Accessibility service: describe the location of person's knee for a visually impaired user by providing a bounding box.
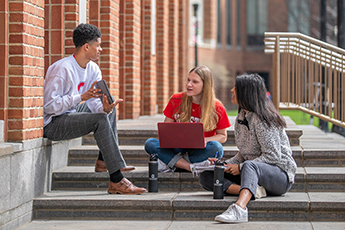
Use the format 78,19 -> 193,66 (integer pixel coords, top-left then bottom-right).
242,160 -> 257,169
144,138 -> 159,153
206,141 -> 224,158
97,113 -> 109,123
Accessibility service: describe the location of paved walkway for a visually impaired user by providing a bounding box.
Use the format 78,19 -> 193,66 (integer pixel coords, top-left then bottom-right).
16,220 -> 345,230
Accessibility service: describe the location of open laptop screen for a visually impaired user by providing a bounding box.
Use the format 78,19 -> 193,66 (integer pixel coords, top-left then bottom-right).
158,122 -> 206,149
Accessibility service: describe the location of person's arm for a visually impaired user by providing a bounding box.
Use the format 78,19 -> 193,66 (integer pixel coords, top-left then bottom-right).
164,117 -> 174,123
205,128 -> 227,143
44,75 -> 82,116
206,100 -> 231,144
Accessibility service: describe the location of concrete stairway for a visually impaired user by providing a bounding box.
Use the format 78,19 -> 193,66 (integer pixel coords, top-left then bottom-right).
32,115 -> 345,222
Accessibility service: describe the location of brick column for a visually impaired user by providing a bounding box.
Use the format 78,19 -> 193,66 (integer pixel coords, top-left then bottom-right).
89,0 -> 101,28
156,0 -> 169,112
168,0 -> 179,97
98,0 -> 121,116
0,0 -> 8,140
119,0 -> 141,119
178,0 -> 189,91
203,0 -> 217,44
140,0 -> 157,115
64,0 -> 79,55
8,0 -> 45,141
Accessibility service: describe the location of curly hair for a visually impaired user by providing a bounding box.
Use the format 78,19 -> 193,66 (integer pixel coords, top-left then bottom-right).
73,23 -> 102,48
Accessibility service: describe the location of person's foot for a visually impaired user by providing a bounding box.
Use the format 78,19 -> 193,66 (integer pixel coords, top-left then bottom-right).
108,178 -> 148,195
157,159 -> 173,172
189,159 -> 214,177
256,185 -> 267,199
95,159 -> 135,172
214,203 -> 248,223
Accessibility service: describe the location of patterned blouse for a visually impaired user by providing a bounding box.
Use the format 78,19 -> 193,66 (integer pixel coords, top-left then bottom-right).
225,109 -> 297,183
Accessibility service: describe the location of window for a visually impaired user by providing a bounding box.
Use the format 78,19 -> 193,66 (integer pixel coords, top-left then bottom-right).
189,0 -> 204,46
226,0 -> 232,46
79,0 -> 87,24
288,0 -> 310,35
236,0 -> 241,48
246,0 -> 267,46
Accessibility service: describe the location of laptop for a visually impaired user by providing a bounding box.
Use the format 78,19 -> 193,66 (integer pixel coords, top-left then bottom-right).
157,122 -> 206,149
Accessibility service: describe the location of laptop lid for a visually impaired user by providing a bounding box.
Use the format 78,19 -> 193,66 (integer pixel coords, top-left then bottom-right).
158,122 -> 206,149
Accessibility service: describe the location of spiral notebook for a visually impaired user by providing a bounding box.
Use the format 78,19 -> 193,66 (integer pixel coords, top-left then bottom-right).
157,122 -> 206,149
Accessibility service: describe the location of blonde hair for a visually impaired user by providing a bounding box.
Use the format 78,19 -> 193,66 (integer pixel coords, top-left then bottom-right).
174,66 -> 219,132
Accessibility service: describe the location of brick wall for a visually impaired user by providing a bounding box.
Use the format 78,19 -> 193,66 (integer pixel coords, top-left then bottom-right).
44,0 -> 64,74
140,0 -> 157,115
64,0 -> 79,56
7,0 -> 45,141
203,0 -> 217,44
0,0 -> 9,140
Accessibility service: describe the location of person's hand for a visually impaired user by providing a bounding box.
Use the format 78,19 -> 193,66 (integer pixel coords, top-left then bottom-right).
207,158 -> 218,165
80,81 -> 102,101
102,96 -> 123,114
224,163 -> 240,175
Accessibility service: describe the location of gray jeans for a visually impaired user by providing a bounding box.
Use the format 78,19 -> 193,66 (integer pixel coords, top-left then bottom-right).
199,160 -> 292,199
43,103 -> 126,174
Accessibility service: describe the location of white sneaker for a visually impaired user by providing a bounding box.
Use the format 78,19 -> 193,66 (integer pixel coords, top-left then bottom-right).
215,203 -> 248,223
256,185 -> 267,199
189,159 -> 214,177
157,159 -> 172,173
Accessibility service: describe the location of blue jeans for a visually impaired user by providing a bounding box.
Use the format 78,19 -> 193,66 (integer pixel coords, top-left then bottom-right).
199,160 -> 292,199
144,138 -> 224,168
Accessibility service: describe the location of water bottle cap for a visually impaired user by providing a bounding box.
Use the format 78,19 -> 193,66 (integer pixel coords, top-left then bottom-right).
150,153 -> 158,161
215,160 -> 224,166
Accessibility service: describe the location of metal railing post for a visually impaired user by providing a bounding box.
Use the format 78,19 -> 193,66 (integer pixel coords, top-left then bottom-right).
273,36 -> 280,110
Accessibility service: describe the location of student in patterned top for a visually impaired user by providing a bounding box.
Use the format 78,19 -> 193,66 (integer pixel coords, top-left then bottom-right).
199,73 -> 297,223
144,66 -> 231,174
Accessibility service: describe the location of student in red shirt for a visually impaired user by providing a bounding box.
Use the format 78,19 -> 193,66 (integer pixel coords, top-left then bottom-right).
144,66 -> 231,175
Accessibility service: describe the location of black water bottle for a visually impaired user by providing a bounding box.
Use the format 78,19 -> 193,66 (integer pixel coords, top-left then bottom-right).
213,160 -> 225,199
148,153 -> 158,192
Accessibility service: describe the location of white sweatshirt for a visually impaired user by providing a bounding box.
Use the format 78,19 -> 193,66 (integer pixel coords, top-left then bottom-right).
43,55 -> 103,126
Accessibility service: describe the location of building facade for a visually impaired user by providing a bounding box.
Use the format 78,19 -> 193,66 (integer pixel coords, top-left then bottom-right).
188,0 -> 332,109
0,0 -> 189,142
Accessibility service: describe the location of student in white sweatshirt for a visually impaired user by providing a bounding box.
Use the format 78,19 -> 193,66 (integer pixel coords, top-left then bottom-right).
43,23 -> 147,195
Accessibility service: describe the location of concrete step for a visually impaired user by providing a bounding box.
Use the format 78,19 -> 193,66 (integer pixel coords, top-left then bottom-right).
68,145 -> 238,167
67,144 -> 345,168
52,166 -> 345,193
33,190 -> 345,221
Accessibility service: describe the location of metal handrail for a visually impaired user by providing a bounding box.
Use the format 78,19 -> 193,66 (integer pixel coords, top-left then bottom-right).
264,32 -> 345,128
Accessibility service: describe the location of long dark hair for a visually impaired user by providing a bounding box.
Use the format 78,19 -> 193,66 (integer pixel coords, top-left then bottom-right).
235,73 -> 286,128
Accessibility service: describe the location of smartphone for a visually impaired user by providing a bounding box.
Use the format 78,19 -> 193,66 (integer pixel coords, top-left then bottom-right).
95,79 -> 115,104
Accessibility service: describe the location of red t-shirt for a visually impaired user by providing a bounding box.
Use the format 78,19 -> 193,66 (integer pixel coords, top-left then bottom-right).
163,92 -> 231,137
